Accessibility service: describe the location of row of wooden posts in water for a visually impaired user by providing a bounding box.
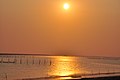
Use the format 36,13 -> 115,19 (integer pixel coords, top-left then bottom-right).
0,57 -> 52,65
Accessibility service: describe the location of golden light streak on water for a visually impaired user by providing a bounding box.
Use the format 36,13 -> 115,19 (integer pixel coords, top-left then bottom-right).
49,56 -> 84,77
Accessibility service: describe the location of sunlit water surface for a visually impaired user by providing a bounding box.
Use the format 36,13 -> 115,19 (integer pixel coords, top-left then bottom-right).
0,55 -> 120,80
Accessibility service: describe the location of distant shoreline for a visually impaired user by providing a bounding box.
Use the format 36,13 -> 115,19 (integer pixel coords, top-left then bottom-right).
0,53 -> 51,56
0,53 -> 120,59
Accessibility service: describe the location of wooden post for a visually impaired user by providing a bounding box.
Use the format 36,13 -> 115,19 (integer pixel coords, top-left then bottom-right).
1,57 -> 3,63
0,57 -> 1,63
44,60 -> 46,65
26,58 -> 28,65
91,70 -> 93,75
107,69 -> 109,73
39,59 -> 41,65
20,58 -> 22,64
8,58 -> 10,63
14,58 -> 17,64
5,73 -> 7,80
49,60 -> 51,66
32,58 -> 34,64
99,69 -> 100,75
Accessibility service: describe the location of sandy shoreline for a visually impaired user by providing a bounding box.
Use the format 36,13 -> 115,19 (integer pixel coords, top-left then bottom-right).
80,76 -> 120,80
17,75 -> 120,80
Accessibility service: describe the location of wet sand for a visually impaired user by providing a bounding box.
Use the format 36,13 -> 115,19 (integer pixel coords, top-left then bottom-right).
17,75 -> 120,80
80,76 -> 120,80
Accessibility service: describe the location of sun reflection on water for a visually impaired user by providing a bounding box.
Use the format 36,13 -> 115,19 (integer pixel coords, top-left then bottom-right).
49,56 -> 84,78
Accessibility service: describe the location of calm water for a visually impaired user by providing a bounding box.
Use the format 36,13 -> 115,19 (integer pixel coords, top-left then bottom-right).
0,55 -> 120,80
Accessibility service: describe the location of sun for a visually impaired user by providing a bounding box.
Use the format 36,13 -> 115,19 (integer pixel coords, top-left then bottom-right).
64,3 -> 70,10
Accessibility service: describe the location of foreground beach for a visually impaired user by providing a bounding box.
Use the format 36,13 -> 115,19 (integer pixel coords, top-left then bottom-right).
17,75 -> 120,80
80,76 -> 120,80
17,72 -> 120,80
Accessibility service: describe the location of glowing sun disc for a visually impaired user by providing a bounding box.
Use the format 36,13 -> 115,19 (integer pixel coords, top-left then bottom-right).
64,3 -> 70,10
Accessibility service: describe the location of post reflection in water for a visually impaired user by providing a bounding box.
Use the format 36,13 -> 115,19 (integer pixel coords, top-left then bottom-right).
49,56 -> 84,78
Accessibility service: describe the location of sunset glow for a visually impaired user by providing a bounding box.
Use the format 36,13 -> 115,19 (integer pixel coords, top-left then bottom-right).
64,3 -> 70,10
0,0 -> 120,80
0,0 -> 120,57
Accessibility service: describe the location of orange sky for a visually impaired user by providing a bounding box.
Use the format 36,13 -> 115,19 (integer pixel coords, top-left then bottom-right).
0,0 -> 120,57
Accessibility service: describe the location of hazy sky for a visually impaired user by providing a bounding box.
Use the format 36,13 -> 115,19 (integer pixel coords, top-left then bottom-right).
0,0 -> 120,57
